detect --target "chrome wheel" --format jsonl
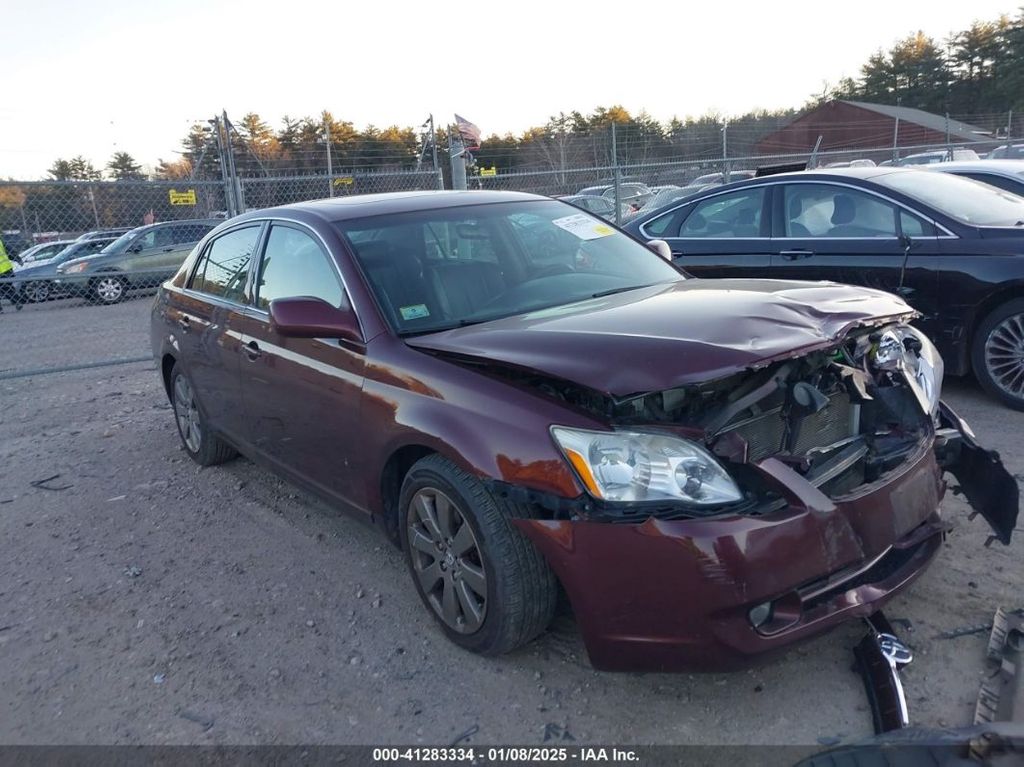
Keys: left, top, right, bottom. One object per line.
{"left": 984, "top": 313, "right": 1024, "bottom": 399}
{"left": 407, "top": 488, "right": 487, "bottom": 634}
{"left": 173, "top": 374, "right": 202, "bottom": 453}
{"left": 95, "top": 276, "right": 124, "bottom": 303}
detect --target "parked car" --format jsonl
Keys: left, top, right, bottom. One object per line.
{"left": 13, "top": 237, "right": 118, "bottom": 302}
{"left": 621, "top": 184, "right": 713, "bottom": 223}
{"left": 601, "top": 182, "right": 652, "bottom": 207}
{"left": 929, "top": 159, "right": 1024, "bottom": 197}
{"left": 691, "top": 170, "right": 755, "bottom": 185}
{"left": 985, "top": 143, "right": 1024, "bottom": 159}
{"left": 152, "top": 191, "right": 1015, "bottom": 672}
{"left": 558, "top": 194, "right": 618, "bottom": 221}
{"left": 56, "top": 219, "right": 218, "bottom": 304}
{"left": 823, "top": 159, "right": 876, "bottom": 168}
{"left": 623, "top": 166, "right": 1024, "bottom": 409}
{"left": 899, "top": 148, "right": 980, "bottom": 165}
{"left": 74, "top": 227, "right": 133, "bottom": 242}
{"left": 13, "top": 239, "right": 76, "bottom": 266}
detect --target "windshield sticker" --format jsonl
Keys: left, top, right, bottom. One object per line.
{"left": 551, "top": 213, "right": 615, "bottom": 240}
{"left": 400, "top": 304, "right": 430, "bottom": 321}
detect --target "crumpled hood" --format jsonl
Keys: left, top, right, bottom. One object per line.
{"left": 406, "top": 279, "right": 916, "bottom": 398}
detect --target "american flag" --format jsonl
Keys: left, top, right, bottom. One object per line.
{"left": 454, "top": 114, "right": 481, "bottom": 150}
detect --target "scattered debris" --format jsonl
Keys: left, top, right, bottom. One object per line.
{"left": 123, "top": 565, "right": 142, "bottom": 578}
{"left": 30, "top": 474, "right": 73, "bottom": 491}
{"left": 450, "top": 724, "right": 479, "bottom": 746}
{"left": 305, "top": 620, "right": 315, "bottom": 628}
{"left": 853, "top": 611, "right": 913, "bottom": 734}
{"left": 543, "top": 723, "right": 575, "bottom": 742}
{"left": 178, "top": 709, "right": 214, "bottom": 731}
{"left": 153, "top": 674, "right": 166, "bottom": 684}
{"left": 355, "top": 585, "right": 365, "bottom": 599}
{"left": 938, "top": 607, "right": 1024, "bottom": 640}
{"left": 974, "top": 607, "right": 1024, "bottom": 730}
{"left": 372, "top": 595, "right": 382, "bottom": 608}
{"left": 107, "top": 495, "right": 126, "bottom": 503}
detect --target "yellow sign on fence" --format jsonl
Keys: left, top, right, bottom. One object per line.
{"left": 168, "top": 189, "right": 197, "bottom": 206}
{"left": 479, "top": 167, "right": 497, "bottom": 177}
{"left": 333, "top": 176, "right": 354, "bottom": 186}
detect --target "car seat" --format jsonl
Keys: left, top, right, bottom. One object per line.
{"left": 428, "top": 261, "right": 506, "bottom": 319}
{"left": 787, "top": 197, "right": 812, "bottom": 237}
{"left": 355, "top": 241, "right": 440, "bottom": 328}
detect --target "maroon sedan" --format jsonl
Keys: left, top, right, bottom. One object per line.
{"left": 151, "top": 191, "right": 1017, "bottom": 672}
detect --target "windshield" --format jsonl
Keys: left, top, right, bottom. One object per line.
{"left": 337, "top": 199, "right": 683, "bottom": 335}
{"left": 875, "top": 170, "right": 1024, "bottom": 226}
{"left": 100, "top": 226, "right": 145, "bottom": 254}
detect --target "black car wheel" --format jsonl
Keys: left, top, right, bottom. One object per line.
{"left": 973, "top": 298, "right": 1024, "bottom": 410}
{"left": 23, "top": 281, "right": 49, "bottom": 303}
{"left": 92, "top": 274, "right": 126, "bottom": 304}
{"left": 169, "top": 363, "right": 237, "bottom": 466}
{"left": 399, "top": 454, "right": 557, "bottom": 655}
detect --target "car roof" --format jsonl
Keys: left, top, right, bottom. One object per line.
{"left": 931, "top": 159, "right": 1024, "bottom": 175}
{"left": 234, "top": 190, "right": 548, "bottom": 223}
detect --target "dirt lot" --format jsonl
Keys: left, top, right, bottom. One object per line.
{"left": 0, "top": 297, "right": 1021, "bottom": 747}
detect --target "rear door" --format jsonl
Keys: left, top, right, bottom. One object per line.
{"left": 769, "top": 182, "right": 940, "bottom": 338}
{"left": 637, "top": 185, "right": 773, "bottom": 278}
{"left": 171, "top": 223, "right": 263, "bottom": 445}
{"left": 237, "top": 221, "right": 366, "bottom": 506}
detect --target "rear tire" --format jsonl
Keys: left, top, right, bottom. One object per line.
{"left": 23, "top": 281, "right": 49, "bottom": 303}
{"left": 972, "top": 298, "right": 1024, "bottom": 411}
{"left": 399, "top": 454, "right": 557, "bottom": 655}
{"left": 169, "top": 363, "right": 237, "bottom": 466}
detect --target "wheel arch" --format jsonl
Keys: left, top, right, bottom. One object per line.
{"left": 160, "top": 353, "right": 177, "bottom": 403}
{"left": 970, "top": 283, "right": 1024, "bottom": 345}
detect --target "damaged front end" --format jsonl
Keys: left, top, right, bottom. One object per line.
{"left": 486, "top": 319, "right": 1017, "bottom": 671}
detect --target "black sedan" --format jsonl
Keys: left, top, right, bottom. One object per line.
{"left": 623, "top": 167, "right": 1024, "bottom": 409}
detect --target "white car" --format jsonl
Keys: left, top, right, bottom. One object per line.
{"left": 929, "top": 159, "right": 1024, "bottom": 197}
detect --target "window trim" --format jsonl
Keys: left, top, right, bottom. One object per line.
{"left": 183, "top": 221, "right": 267, "bottom": 307}
{"left": 250, "top": 221, "right": 348, "bottom": 315}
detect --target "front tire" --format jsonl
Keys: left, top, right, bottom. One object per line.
{"left": 23, "top": 281, "right": 49, "bottom": 303}
{"left": 92, "top": 274, "right": 126, "bottom": 304}
{"left": 399, "top": 454, "right": 557, "bottom": 655}
{"left": 170, "top": 364, "right": 237, "bottom": 466}
{"left": 972, "top": 298, "right": 1024, "bottom": 410}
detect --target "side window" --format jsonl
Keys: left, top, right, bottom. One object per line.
{"left": 783, "top": 184, "right": 898, "bottom": 238}
{"left": 255, "top": 225, "right": 344, "bottom": 310}
{"left": 131, "top": 229, "right": 158, "bottom": 251}
{"left": 189, "top": 226, "right": 259, "bottom": 302}
{"left": 960, "top": 172, "right": 1024, "bottom": 196}
{"left": 644, "top": 206, "right": 688, "bottom": 237}
{"left": 679, "top": 188, "right": 765, "bottom": 237}
{"left": 899, "top": 210, "right": 934, "bottom": 237}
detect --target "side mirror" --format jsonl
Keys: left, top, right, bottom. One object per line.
{"left": 269, "top": 296, "right": 362, "bottom": 342}
{"left": 647, "top": 239, "right": 673, "bottom": 261}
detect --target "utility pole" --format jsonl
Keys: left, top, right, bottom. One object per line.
{"left": 612, "top": 121, "right": 621, "bottom": 226}
{"left": 945, "top": 112, "right": 952, "bottom": 160}
{"left": 449, "top": 129, "right": 467, "bottom": 191}
{"left": 1009, "top": 110, "right": 1014, "bottom": 142}
{"left": 221, "top": 111, "right": 244, "bottom": 215}
{"left": 429, "top": 114, "right": 442, "bottom": 189}
{"left": 210, "top": 115, "right": 234, "bottom": 217}
{"left": 722, "top": 120, "right": 730, "bottom": 183}
{"left": 892, "top": 116, "right": 900, "bottom": 164}
{"left": 324, "top": 118, "right": 334, "bottom": 197}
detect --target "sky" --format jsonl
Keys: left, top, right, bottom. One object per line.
{"left": 1, "top": 0, "right": 1018, "bottom": 179}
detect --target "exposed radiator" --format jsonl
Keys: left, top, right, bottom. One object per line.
{"left": 720, "top": 391, "right": 856, "bottom": 462}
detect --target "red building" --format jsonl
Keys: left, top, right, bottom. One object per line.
{"left": 754, "top": 100, "right": 990, "bottom": 154}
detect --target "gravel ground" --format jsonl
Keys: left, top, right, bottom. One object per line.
{"left": 0, "top": 298, "right": 1020, "bottom": 747}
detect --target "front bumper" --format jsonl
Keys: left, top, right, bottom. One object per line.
{"left": 515, "top": 404, "right": 1015, "bottom": 672}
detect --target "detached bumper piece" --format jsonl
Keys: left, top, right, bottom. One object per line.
{"left": 935, "top": 402, "right": 1019, "bottom": 546}
{"left": 853, "top": 611, "right": 913, "bottom": 734}
{"left": 974, "top": 607, "right": 1024, "bottom": 738}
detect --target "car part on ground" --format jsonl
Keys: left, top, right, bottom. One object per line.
{"left": 853, "top": 611, "right": 914, "bottom": 734}
{"left": 151, "top": 191, "right": 1019, "bottom": 671}
{"left": 796, "top": 723, "right": 1024, "bottom": 767}
{"left": 974, "top": 607, "right": 1024, "bottom": 728}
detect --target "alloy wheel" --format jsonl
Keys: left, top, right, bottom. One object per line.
{"left": 984, "top": 313, "right": 1024, "bottom": 399}
{"left": 96, "top": 277, "right": 123, "bottom": 303}
{"left": 407, "top": 488, "right": 487, "bottom": 634}
{"left": 173, "top": 374, "right": 202, "bottom": 453}
{"left": 24, "top": 281, "right": 49, "bottom": 302}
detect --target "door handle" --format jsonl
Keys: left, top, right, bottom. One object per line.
{"left": 243, "top": 340, "right": 261, "bottom": 360}
{"left": 779, "top": 249, "right": 814, "bottom": 260}
{"left": 177, "top": 316, "right": 191, "bottom": 332}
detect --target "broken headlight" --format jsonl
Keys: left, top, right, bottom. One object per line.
{"left": 551, "top": 427, "right": 743, "bottom": 505}
{"left": 870, "top": 326, "right": 944, "bottom": 416}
